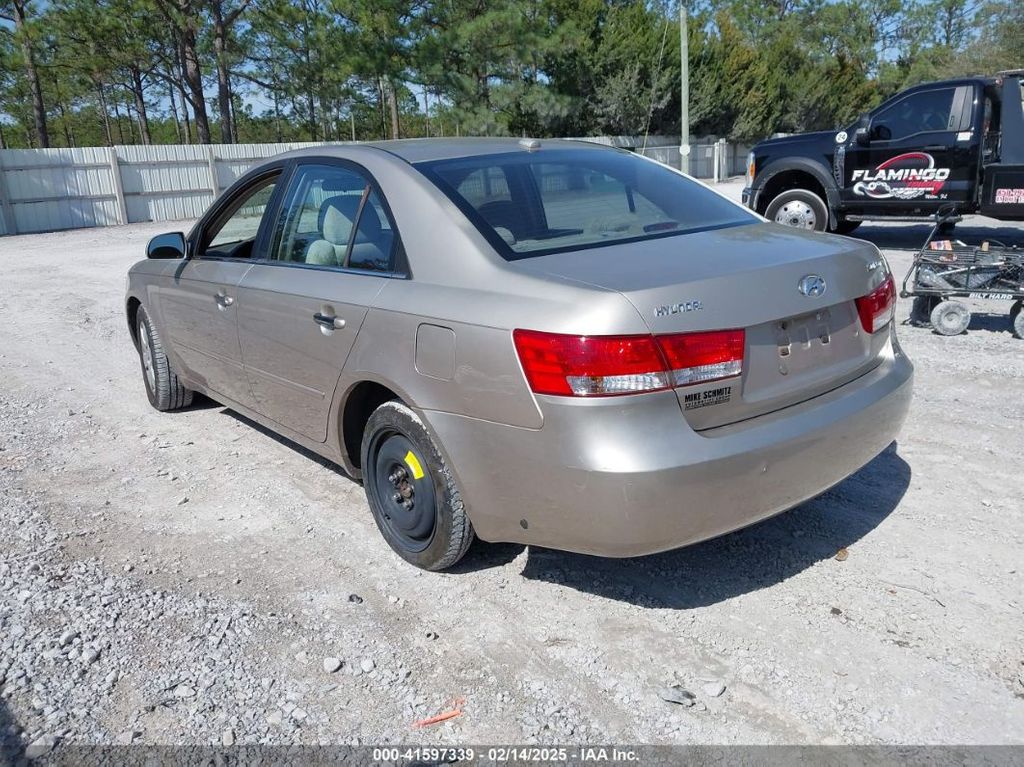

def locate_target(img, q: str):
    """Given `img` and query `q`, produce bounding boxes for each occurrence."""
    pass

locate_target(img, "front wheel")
[136,306,193,411]
[764,189,828,232]
[360,400,474,571]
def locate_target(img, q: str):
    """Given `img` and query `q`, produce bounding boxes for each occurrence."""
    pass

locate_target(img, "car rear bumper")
[425,335,913,558]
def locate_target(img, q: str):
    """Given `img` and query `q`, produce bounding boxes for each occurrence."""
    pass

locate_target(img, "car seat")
[305,195,393,270]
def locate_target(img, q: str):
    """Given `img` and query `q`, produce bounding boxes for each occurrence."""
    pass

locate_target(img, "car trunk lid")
[515,222,891,429]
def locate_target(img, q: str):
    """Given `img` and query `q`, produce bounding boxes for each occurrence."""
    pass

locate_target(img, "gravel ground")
[1,182,1023,755]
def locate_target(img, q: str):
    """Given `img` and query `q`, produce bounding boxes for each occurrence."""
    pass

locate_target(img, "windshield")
[416,148,756,260]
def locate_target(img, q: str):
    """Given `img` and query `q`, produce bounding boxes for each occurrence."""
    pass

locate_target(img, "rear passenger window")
[272,164,396,272]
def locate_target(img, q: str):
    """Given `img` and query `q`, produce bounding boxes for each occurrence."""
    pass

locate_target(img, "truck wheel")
[361,400,475,571]
[930,300,971,336]
[765,190,828,232]
[831,219,861,235]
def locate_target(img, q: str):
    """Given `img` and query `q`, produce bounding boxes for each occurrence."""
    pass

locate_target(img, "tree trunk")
[423,87,430,138]
[229,79,240,142]
[387,80,400,139]
[130,67,152,145]
[167,80,183,143]
[12,0,49,148]
[179,32,211,143]
[272,85,282,142]
[57,98,74,147]
[112,98,126,144]
[176,76,193,143]
[211,6,234,144]
[306,91,317,140]
[96,83,114,146]
[377,77,388,139]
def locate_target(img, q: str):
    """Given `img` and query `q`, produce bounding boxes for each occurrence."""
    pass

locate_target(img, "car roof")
[275,137,612,165]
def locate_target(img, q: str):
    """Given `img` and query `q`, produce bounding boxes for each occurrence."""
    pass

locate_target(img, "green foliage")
[0,0,1020,149]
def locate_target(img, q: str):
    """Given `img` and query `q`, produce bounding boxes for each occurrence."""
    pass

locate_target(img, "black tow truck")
[742,70,1024,234]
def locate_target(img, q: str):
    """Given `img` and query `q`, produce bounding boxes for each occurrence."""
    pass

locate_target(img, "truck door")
[840,84,976,212]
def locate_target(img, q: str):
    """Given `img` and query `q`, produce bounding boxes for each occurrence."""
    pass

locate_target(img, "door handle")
[313,312,345,330]
[923,145,948,151]
[214,293,235,308]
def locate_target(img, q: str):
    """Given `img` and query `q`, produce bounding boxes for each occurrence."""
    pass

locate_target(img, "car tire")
[765,189,829,232]
[361,400,474,571]
[930,300,971,336]
[136,306,193,411]
[1012,302,1024,339]
[831,219,861,235]
[909,296,940,326]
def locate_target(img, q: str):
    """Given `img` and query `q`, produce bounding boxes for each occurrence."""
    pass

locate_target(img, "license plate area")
[775,308,834,376]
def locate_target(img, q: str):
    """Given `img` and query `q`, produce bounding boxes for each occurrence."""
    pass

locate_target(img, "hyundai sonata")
[125,138,913,570]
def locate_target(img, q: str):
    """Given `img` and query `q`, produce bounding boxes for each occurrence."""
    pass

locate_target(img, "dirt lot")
[1,183,1023,752]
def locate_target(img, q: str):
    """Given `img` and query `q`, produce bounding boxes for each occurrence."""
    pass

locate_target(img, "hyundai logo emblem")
[798,274,827,297]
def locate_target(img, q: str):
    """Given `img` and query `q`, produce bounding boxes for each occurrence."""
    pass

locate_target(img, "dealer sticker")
[683,385,733,410]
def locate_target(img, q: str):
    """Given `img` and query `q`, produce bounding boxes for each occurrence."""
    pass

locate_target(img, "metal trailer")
[900,205,1024,337]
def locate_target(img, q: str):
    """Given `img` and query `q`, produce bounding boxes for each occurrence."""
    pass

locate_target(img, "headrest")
[320,194,382,245]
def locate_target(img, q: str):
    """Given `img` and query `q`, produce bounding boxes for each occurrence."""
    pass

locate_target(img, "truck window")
[871,88,957,141]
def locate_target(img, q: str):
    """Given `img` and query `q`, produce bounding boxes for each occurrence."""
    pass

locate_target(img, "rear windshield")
[416,148,755,260]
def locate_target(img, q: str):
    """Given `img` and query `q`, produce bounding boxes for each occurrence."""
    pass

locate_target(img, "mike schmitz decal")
[851,152,951,200]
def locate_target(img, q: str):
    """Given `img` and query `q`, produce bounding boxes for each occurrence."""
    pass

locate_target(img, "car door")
[156,170,281,409]
[236,161,399,442]
[841,84,974,211]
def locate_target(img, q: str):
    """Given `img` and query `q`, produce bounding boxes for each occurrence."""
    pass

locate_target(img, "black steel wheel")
[361,400,474,570]
[930,300,971,336]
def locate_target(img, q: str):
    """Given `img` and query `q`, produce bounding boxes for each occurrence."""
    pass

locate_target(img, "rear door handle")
[923,145,948,151]
[313,312,345,330]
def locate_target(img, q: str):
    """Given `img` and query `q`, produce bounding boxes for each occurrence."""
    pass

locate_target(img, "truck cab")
[743,71,1024,233]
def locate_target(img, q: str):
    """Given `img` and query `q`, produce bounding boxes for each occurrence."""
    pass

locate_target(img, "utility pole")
[350,112,356,142]
[679,6,690,175]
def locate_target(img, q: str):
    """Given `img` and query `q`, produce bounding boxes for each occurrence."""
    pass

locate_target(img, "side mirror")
[854,114,871,146]
[147,232,187,260]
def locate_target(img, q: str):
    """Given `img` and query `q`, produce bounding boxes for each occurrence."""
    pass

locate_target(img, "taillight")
[656,330,745,386]
[511,330,670,396]
[512,328,744,398]
[855,274,896,333]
